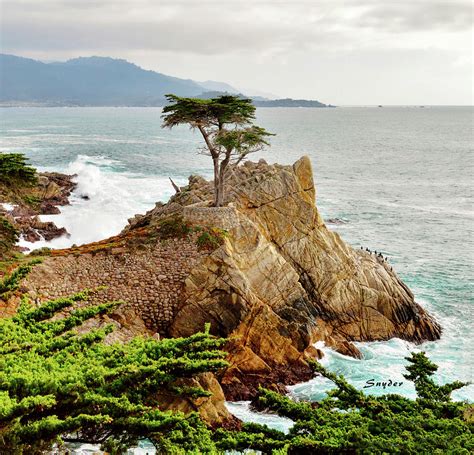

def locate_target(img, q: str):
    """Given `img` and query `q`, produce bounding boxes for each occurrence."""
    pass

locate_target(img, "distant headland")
[0,54,334,108]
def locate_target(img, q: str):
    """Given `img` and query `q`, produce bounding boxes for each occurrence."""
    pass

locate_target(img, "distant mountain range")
[0,54,333,108]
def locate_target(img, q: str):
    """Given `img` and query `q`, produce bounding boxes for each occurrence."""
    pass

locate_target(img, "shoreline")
[12,157,443,401]
[0,171,76,256]
[2,159,472,403]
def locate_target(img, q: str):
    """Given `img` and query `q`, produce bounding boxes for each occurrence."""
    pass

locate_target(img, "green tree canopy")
[0,153,37,186]
[0,263,228,454]
[216,354,472,454]
[162,95,274,206]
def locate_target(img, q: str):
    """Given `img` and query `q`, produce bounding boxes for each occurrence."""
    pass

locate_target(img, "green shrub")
[157,216,192,239]
[0,259,41,299]
[0,216,19,255]
[29,247,52,257]
[22,194,41,207]
[196,228,229,251]
[0,153,38,185]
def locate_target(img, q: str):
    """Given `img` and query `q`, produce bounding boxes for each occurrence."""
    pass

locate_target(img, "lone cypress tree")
[162,95,274,207]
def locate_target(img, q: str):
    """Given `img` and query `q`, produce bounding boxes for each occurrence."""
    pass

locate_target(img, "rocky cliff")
[10,156,441,406]
[0,171,76,254]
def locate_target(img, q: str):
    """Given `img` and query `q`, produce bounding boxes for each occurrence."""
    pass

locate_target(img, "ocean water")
[1,106,473,432]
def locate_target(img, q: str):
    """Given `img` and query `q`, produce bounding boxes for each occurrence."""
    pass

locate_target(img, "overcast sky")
[1,0,472,105]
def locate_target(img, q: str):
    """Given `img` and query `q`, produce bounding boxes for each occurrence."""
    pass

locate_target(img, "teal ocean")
[1,106,473,433]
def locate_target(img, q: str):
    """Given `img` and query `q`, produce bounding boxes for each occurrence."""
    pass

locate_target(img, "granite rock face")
[11,156,441,405]
[131,156,442,398]
[0,172,76,251]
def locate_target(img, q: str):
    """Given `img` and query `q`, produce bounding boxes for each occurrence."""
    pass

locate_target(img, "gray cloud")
[2,1,472,56]
[1,0,472,104]
[2,12,356,59]
[357,1,473,32]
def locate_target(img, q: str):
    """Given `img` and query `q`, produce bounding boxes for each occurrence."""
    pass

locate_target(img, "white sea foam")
[20,154,183,251]
[55,441,156,454]
[0,202,15,212]
[225,401,294,433]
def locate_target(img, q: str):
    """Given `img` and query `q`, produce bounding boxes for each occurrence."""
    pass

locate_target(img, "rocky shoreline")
[0,172,76,249]
[1,156,442,425]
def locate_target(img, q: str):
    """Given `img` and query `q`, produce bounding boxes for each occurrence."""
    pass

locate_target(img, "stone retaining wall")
[183,206,240,230]
[22,236,208,334]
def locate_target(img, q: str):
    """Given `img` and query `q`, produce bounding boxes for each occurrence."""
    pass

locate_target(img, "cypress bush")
[0,263,228,454]
[0,153,38,186]
[1,262,472,454]
[215,356,473,454]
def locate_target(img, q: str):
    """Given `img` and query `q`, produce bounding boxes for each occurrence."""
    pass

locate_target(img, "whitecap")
[0,202,15,212]
[225,401,294,434]
[19,154,181,251]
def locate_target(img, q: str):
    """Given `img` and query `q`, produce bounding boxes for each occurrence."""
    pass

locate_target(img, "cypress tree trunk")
[213,158,220,207]
[215,157,229,207]
[216,175,225,207]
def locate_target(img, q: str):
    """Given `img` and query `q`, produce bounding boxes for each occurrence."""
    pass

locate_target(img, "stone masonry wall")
[22,236,208,335]
[183,206,240,230]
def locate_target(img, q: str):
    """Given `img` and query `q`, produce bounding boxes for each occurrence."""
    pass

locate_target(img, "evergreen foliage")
[216,356,473,454]
[0,265,228,454]
[195,227,229,251]
[0,259,41,299]
[0,216,20,257]
[1,263,471,454]
[155,216,229,251]
[162,95,274,207]
[157,216,193,239]
[0,153,37,186]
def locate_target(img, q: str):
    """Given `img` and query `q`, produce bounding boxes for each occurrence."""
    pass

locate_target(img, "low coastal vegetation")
[0,153,36,262]
[0,216,19,258]
[0,263,472,454]
[0,153,37,187]
[156,216,229,251]
[0,263,229,454]
[195,227,229,251]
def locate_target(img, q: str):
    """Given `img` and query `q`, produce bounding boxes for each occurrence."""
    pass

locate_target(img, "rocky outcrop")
[157,157,441,398]
[12,157,441,403]
[155,372,239,428]
[0,172,76,252]
[13,216,69,242]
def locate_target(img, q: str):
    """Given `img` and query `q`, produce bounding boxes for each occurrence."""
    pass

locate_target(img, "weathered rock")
[168,156,441,397]
[9,156,441,414]
[39,172,76,205]
[0,171,76,249]
[40,202,61,215]
[14,216,69,241]
[155,372,238,428]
